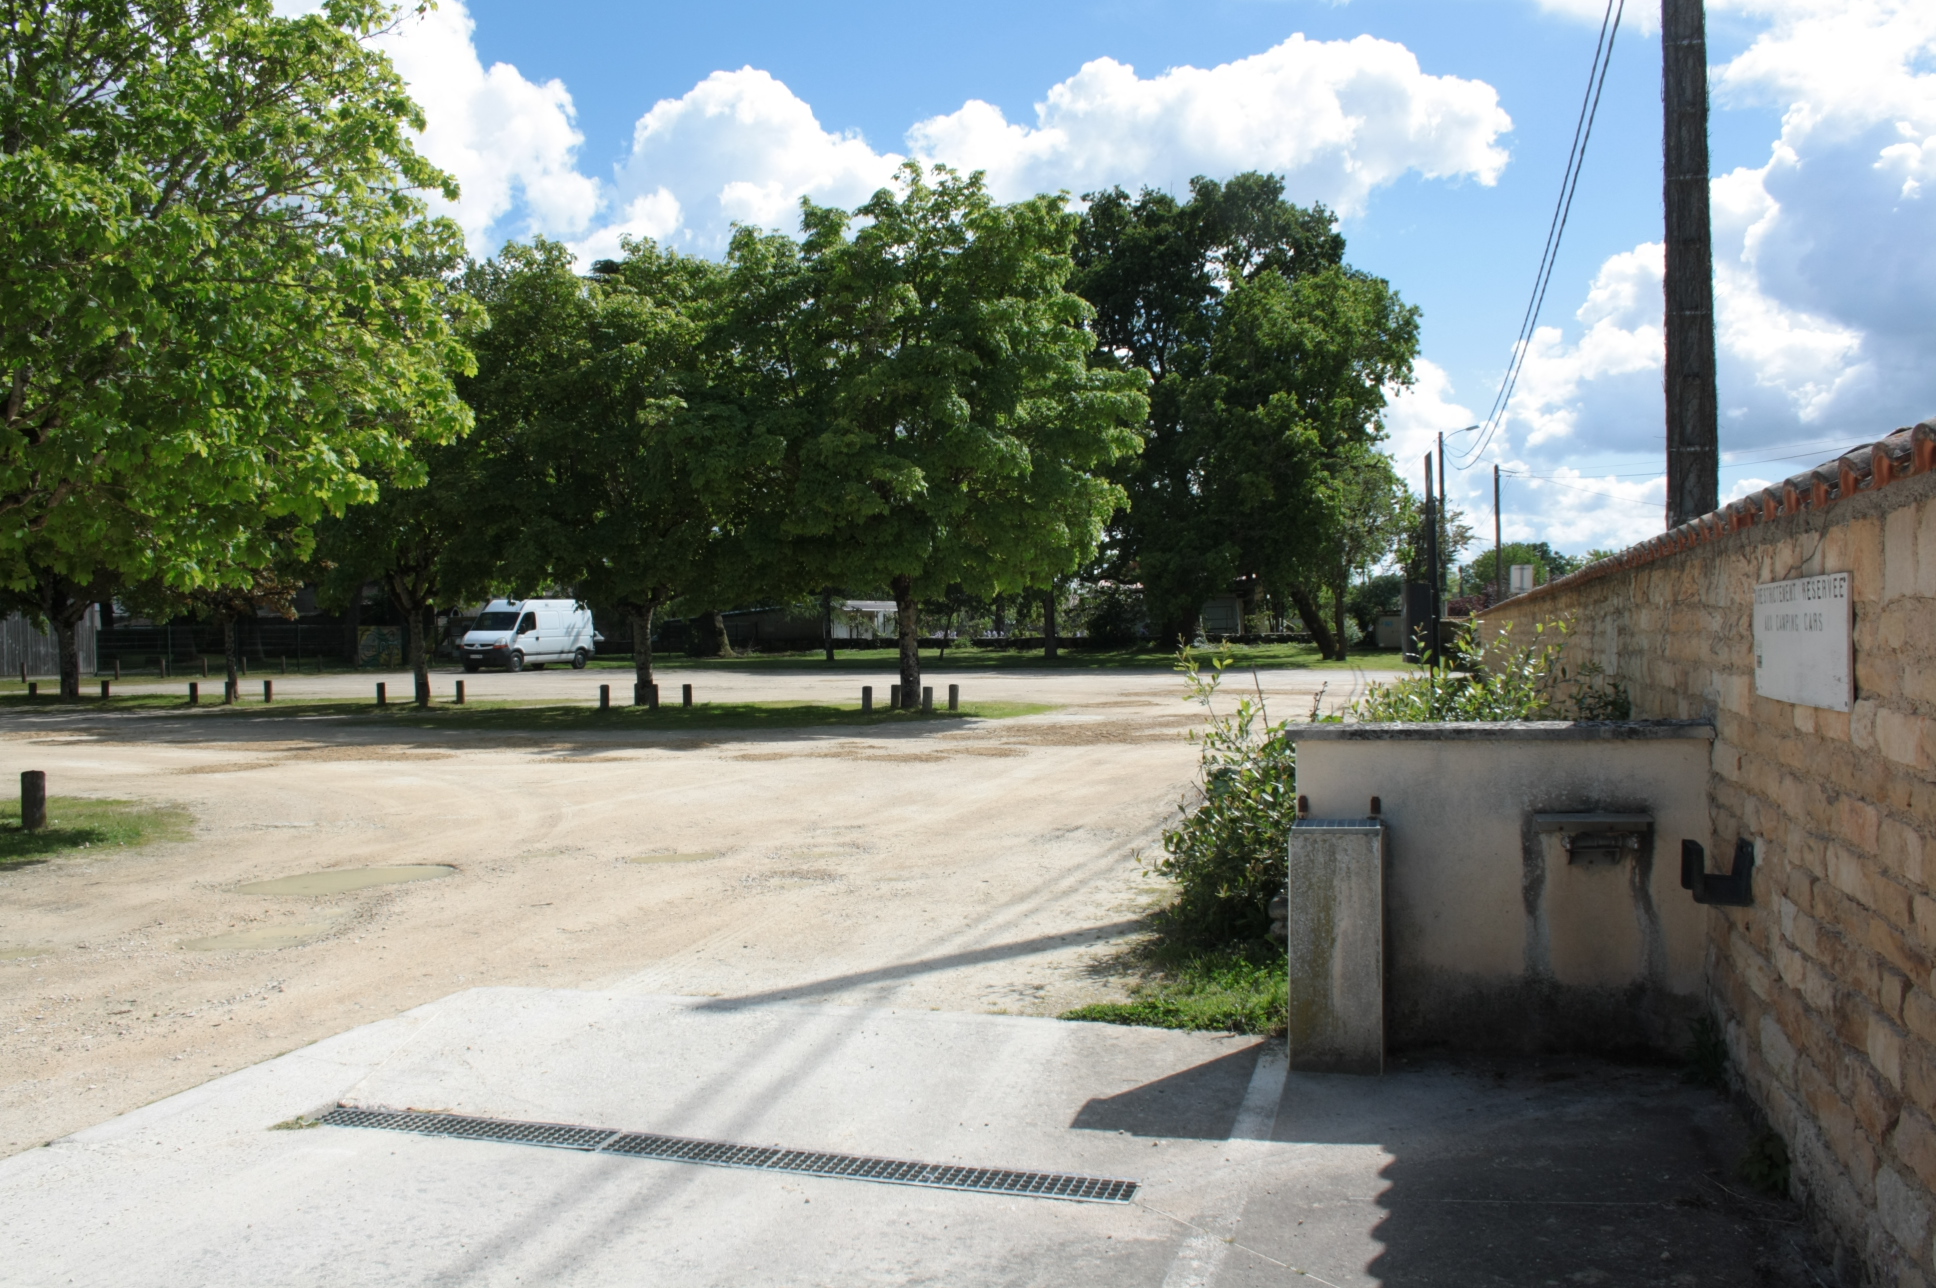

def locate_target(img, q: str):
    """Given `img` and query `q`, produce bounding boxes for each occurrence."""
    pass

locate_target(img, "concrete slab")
[0,988,1818,1287]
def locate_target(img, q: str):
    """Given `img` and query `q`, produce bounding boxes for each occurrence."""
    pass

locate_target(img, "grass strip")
[1062,948,1287,1037]
[581,643,1416,673]
[0,797,193,868]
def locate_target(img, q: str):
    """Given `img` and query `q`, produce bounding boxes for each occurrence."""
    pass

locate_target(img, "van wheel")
[462,661,480,673]
[571,649,588,670]
[508,651,524,673]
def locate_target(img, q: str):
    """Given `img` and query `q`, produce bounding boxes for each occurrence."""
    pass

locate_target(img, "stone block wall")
[1483,426,1936,1285]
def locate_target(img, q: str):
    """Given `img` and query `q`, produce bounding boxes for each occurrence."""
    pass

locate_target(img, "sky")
[322,0,1936,559]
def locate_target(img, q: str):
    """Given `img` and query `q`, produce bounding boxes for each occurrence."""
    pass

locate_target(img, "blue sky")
[348,0,1936,557]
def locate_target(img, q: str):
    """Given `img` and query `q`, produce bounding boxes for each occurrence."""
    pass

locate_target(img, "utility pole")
[1437,431,1448,602]
[1663,0,1718,528]
[1493,464,1503,605]
[1424,453,1439,671]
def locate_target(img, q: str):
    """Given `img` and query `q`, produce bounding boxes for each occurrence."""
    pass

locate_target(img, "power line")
[1456,0,1626,471]
[1508,439,1870,479]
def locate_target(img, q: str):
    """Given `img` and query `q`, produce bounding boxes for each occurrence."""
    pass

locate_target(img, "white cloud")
[369,3,600,247]
[905,37,1512,215]
[606,68,907,254]
[1530,0,1658,37]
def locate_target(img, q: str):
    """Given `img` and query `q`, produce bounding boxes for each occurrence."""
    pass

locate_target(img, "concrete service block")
[1286,818,1385,1075]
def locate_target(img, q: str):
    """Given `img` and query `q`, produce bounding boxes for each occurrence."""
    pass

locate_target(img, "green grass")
[1062,947,1287,1036]
[0,693,1053,731]
[582,642,1418,673]
[0,797,193,869]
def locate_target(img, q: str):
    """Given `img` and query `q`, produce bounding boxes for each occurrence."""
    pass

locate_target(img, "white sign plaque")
[1754,572,1852,711]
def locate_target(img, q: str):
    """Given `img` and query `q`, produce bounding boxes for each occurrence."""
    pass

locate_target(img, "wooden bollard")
[26,682,36,698]
[188,682,198,706]
[100,680,110,700]
[113,659,121,680]
[633,681,644,707]
[890,683,901,709]
[223,679,234,705]
[160,657,169,678]
[263,680,273,703]
[200,657,209,678]
[649,684,660,710]
[861,685,873,714]
[921,686,933,713]
[20,770,46,831]
[376,682,387,707]
[280,655,288,675]
[240,657,248,677]
[682,683,693,707]
[415,677,429,709]
[454,680,465,705]
[948,683,959,712]
[17,663,24,684]
[599,684,610,710]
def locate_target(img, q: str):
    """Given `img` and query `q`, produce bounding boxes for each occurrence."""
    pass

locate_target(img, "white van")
[460,599,599,672]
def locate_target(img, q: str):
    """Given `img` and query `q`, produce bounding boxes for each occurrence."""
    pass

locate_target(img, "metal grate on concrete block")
[317,1106,1137,1204]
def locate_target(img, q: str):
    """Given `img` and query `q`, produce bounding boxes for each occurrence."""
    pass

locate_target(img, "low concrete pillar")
[1287,818,1386,1075]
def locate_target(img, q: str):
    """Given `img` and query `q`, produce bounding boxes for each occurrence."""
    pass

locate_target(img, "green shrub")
[1347,616,1632,722]
[1150,644,1299,947]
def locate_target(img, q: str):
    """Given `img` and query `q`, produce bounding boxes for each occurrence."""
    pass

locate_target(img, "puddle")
[234,865,457,896]
[627,852,717,865]
[182,921,343,951]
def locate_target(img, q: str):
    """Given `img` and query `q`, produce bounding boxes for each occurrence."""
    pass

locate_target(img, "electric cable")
[1456,0,1626,471]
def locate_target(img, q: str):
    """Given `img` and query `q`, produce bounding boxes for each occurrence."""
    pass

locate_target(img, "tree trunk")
[631,603,657,695]
[992,593,1006,638]
[222,616,240,697]
[345,585,363,665]
[55,617,80,700]
[1331,579,1349,662]
[1158,605,1200,654]
[821,590,835,664]
[404,603,429,706]
[690,608,732,658]
[1289,585,1339,660]
[891,573,919,708]
[1043,586,1059,661]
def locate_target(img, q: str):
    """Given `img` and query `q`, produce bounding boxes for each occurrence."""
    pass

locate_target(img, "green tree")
[1304,447,1408,659]
[1464,541,1581,597]
[1073,174,1417,650]
[1,0,473,665]
[773,165,1148,706]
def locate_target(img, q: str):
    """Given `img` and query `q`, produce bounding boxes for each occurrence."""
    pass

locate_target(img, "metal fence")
[97,621,357,670]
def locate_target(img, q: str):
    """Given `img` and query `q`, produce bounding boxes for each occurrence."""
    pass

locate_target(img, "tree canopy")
[1073,173,1418,651]
[2,0,473,690]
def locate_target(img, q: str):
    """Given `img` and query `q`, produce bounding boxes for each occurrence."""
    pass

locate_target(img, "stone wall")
[1482,424,1936,1285]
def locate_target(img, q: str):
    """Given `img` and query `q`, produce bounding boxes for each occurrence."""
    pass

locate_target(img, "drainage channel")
[318,1107,1139,1204]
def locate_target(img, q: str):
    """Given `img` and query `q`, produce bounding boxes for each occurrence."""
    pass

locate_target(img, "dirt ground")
[0,662,1383,1158]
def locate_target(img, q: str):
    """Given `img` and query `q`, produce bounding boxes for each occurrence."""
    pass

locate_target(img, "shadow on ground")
[1077,1050,1829,1286]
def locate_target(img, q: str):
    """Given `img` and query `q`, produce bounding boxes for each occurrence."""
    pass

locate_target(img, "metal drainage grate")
[317,1106,1136,1204]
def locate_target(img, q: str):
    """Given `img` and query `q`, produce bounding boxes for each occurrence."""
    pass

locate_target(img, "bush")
[1347,617,1631,721]
[1079,584,1150,646]
[1150,644,1298,947]
[1063,947,1286,1035]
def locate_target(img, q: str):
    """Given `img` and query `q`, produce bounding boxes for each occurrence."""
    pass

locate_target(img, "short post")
[113,659,121,681]
[599,684,610,711]
[160,657,169,679]
[415,677,429,709]
[100,680,110,700]
[948,683,959,712]
[17,663,25,684]
[455,680,465,705]
[890,683,901,709]
[376,682,387,707]
[188,682,198,706]
[26,682,36,698]
[20,770,46,832]
[200,657,209,678]
[649,684,660,710]
[861,685,873,714]
[633,681,644,707]
[240,657,248,677]
[223,679,234,705]
[682,683,693,708]
[263,680,273,703]
[921,686,933,713]
[280,655,288,675]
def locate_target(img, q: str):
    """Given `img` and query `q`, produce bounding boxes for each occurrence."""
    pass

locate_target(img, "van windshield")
[471,611,520,632]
